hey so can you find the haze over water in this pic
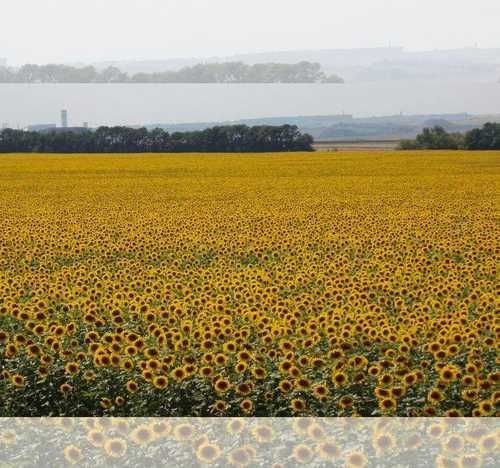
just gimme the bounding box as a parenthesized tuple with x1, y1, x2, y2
(2, 80, 500, 128)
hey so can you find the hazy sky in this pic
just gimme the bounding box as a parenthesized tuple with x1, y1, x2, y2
(2, 0, 500, 64)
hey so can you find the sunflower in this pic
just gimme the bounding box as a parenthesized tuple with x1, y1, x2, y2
(192, 434, 209, 450)
(292, 444, 314, 464)
(171, 367, 187, 381)
(346, 450, 368, 467)
(477, 433, 497, 454)
(442, 435, 465, 453)
(278, 360, 293, 373)
(226, 418, 246, 434)
(391, 386, 406, 399)
(317, 441, 340, 460)
(58, 417, 76, 432)
(104, 438, 127, 458)
(115, 396, 125, 407)
(339, 395, 354, 409)
(439, 366, 458, 383)
(11, 374, 25, 388)
(278, 379, 293, 393)
(291, 418, 314, 435)
(59, 383, 73, 396)
(174, 423, 195, 441)
(0, 428, 18, 446)
(312, 384, 329, 399)
(200, 366, 214, 378)
(27, 343, 41, 356)
(462, 388, 479, 403)
(64, 361, 80, 376)
(307, 423, 325, 441)
(378, 374, 394, 386)
(214, 377, 231, 394)
(458, 454, 482, 468)
(227, 447, 251, 466)
(378, 397, 397, 413)
(295, 377, 311, 391)
(83, 370, 97, 381)
(223, 341, 237, 353)
(251, 367, 267, 380)
(63, 445, 83, 465)
(234, 361, 248, 374)
(332, 371, 348, 387)
(87, 429, 106, 447)
(236, 382, 252, 396)
(435, 454, 459, 468)
(126, 380, 138, 394)
(214, 353, 228, 366)
(153, 375, 168, 389)
(184, 364, 197, 376)
(427, 388, 445, 405)
(372, 432, 396, 454)
(422, 405, 438, 418)
(477, 400, 493, 416)
(403, 372, 417, 386)
(131, 425, 155, 445)
(196, 443, 221, 463)
(405, 433, 422, 450)
(100, 398, 112, 409)
(461, 375, 476, 386)
(488, 371, 500, 385)
(125, 345, 138, 356)
(290, 398, 306, 412)
(120, 358, 133, 371)
(151, 421, 171, 438)
(112, 419, 130, 433)
(464, 425, 489, 443)
(213, 399, 229, 412)
(240, 399, 253, 413)
(251, 424, 274, 443)
(36, 366, 49, 379)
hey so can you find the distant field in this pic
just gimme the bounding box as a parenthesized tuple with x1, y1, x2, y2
(313, 140, 400, 151)
(0, 151, 498, 417)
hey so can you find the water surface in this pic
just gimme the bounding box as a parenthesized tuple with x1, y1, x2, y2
(1, 80, 499, 128)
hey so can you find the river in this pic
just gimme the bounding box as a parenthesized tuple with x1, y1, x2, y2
(1, 80, 499, 128)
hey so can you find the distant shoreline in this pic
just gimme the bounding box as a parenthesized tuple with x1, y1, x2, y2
(313, 139, 400, 151)
(0, 61, 344, 84)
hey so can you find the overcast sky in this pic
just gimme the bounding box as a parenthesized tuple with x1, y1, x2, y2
(2, 0, 500, 65)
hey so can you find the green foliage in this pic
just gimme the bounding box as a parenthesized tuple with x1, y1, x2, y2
(0, 125, 314, 153)
(398, 126, 464, 150)
(400, 122, 500, 150)
(398, 139, 419, 150)
(464, 122, 500, 150)
(0, 61, 343, 84)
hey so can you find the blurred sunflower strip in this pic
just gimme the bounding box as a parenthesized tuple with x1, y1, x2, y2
(0, 417, 498, 467)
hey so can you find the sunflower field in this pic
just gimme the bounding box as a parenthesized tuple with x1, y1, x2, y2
(0, 151, 498, 417)
(1, 417, 499, 467)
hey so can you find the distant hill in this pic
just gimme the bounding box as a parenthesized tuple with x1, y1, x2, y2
(92, 47, 500, 83)
(146, 112, 500, 141)
(93, 48, 404, 73)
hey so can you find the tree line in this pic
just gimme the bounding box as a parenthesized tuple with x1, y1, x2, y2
(0, 62, 344, 84)
(0, 125, 314, 153)
(399, 123, 500, 150)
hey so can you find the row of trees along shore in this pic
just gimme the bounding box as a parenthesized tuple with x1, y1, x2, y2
(399, 123, 500, 150)
(0, 125, 314, 153)
(0, 62, 344, 84)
